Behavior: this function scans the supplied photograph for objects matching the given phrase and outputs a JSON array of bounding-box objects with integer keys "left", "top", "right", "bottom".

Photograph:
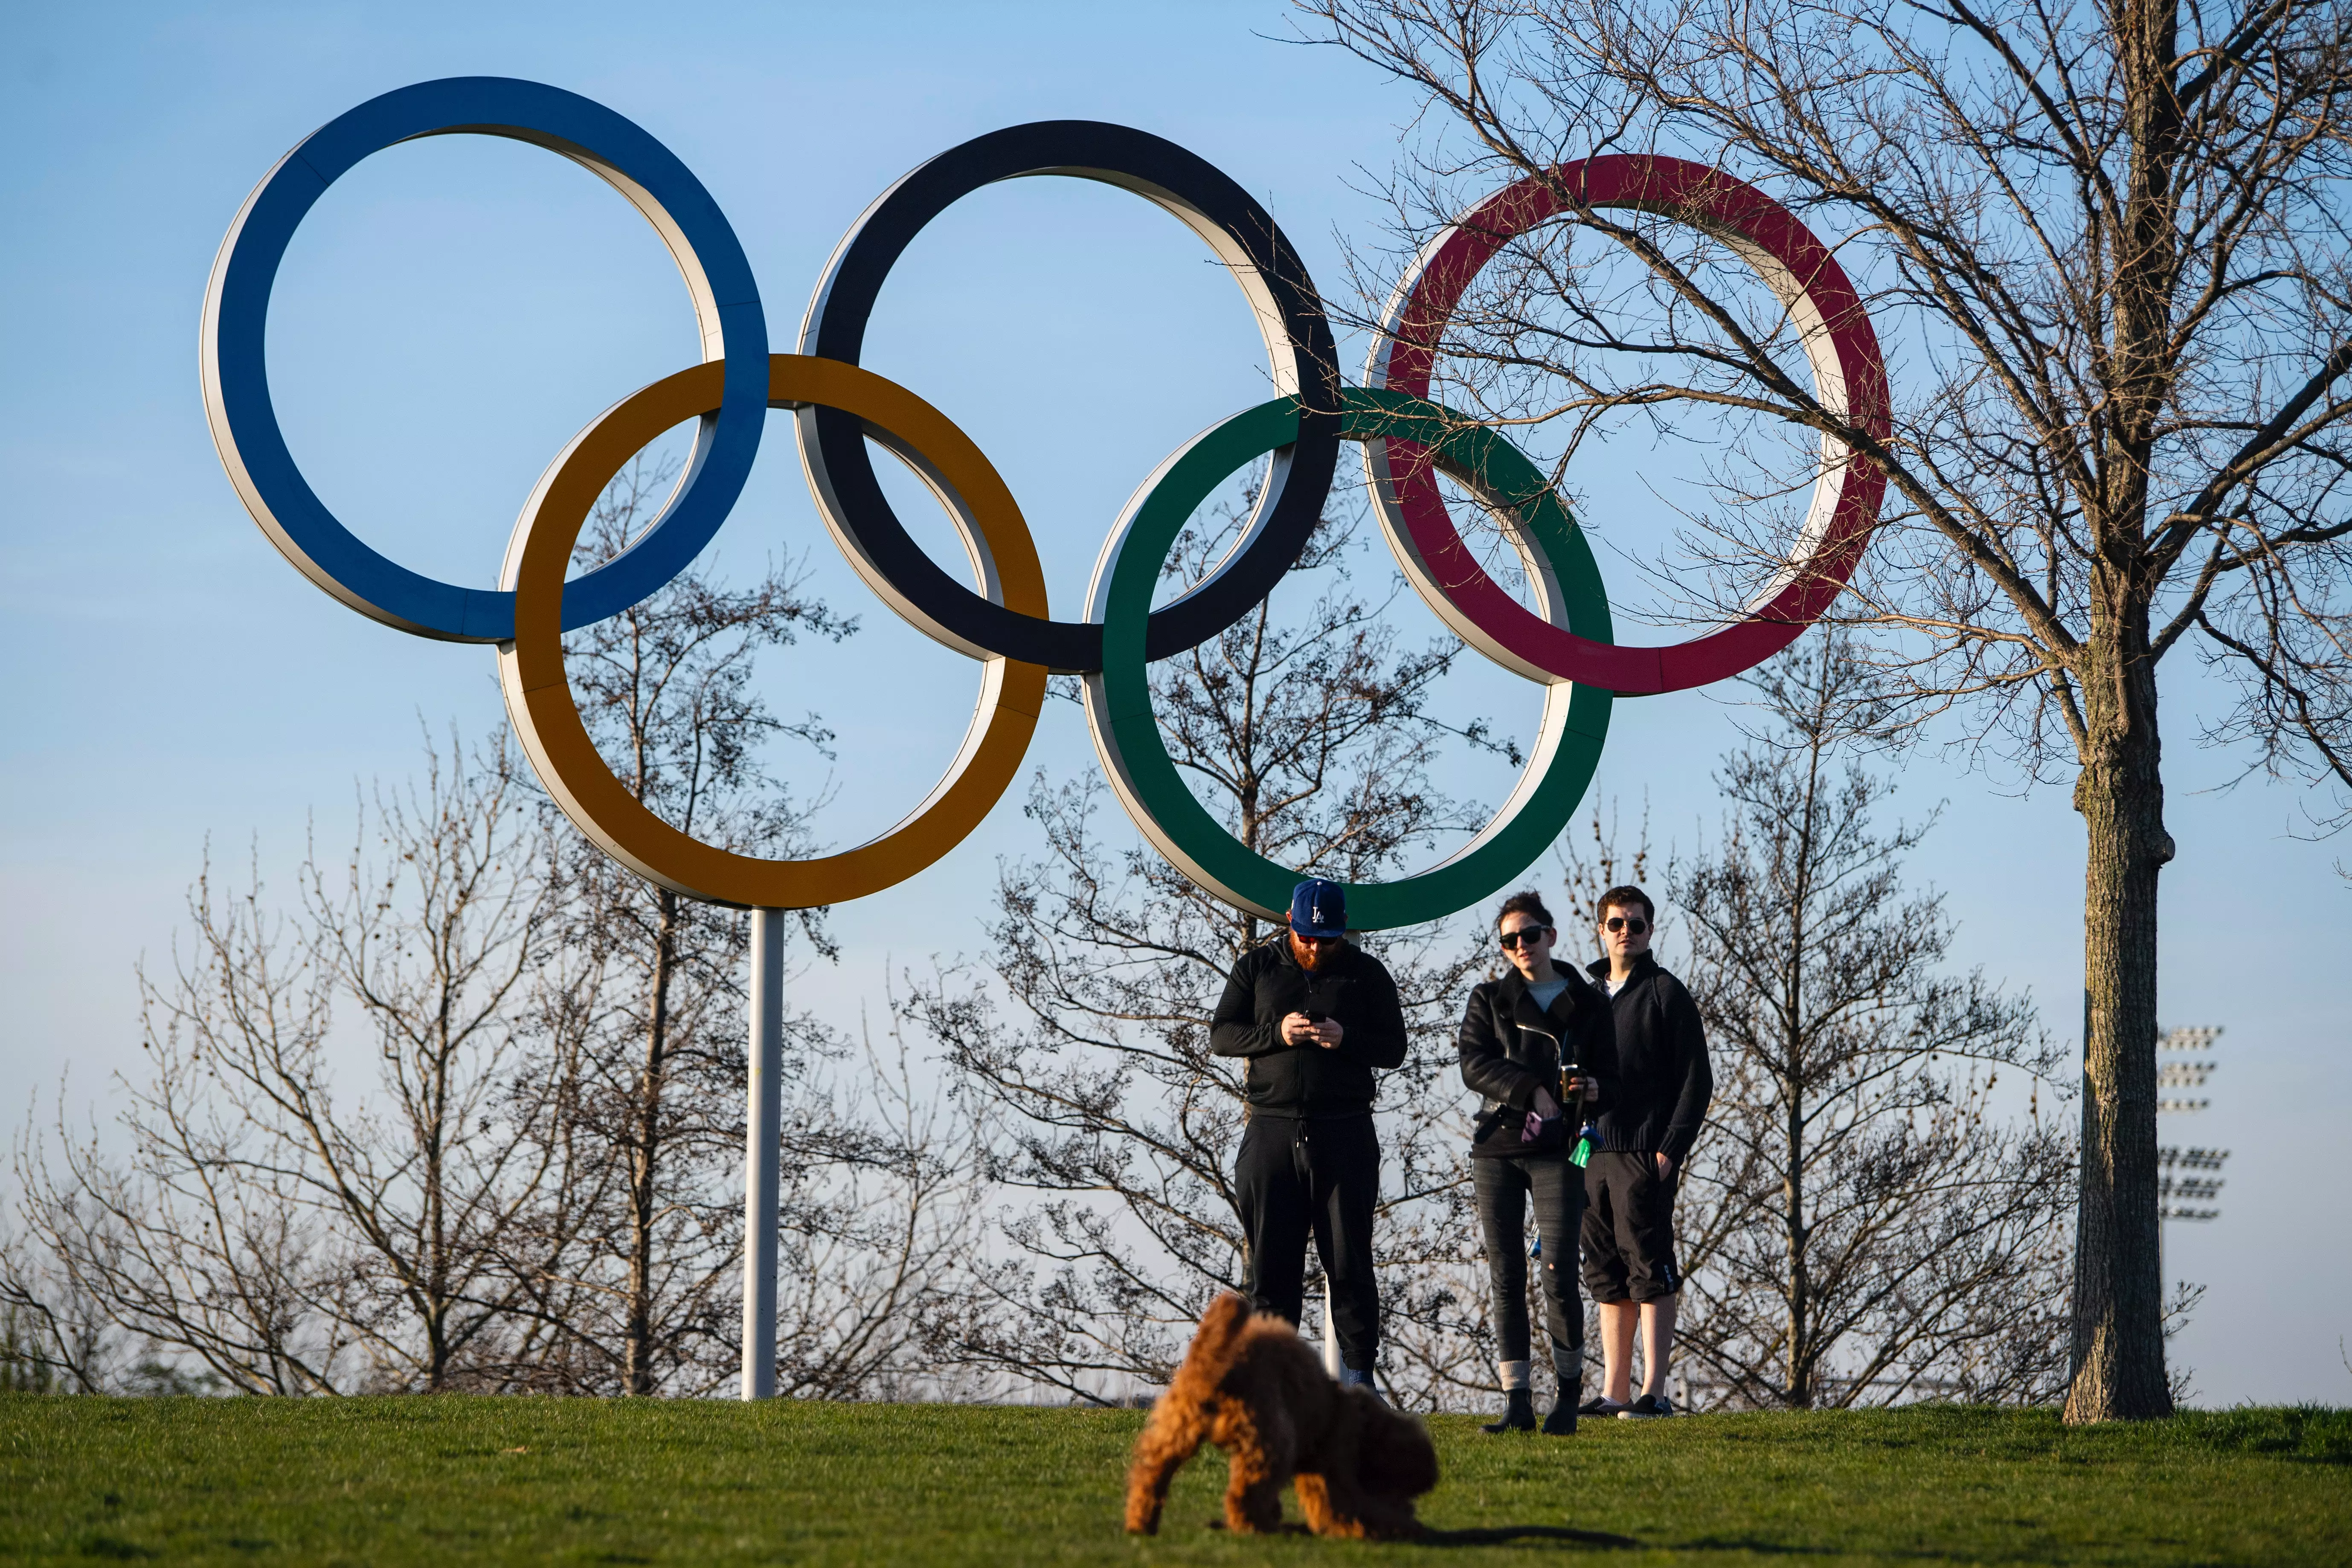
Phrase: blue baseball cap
[{"left": 1289, "top": 879, "right": 1347, "bottom": 939}]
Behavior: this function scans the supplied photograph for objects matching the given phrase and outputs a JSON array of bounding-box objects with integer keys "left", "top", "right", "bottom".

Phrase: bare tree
[
  {"left": 503, "top": 460, "right": 987, "bottom": 1400},
  {"left": 0, "top": 1220, "right": 111, "bottom": 1393},
  {"left": 1669, "top": 637, "right": 2075, "bottom": 1406},
  {"left": 12, "top": 733, "right": 559, "bottom": 1393},
  {"left": 1551, "top": 798, "right": 1654, "bottom": 943},
  {"left": 906, "top": 487, "right": 1516, "bottom": 1406},
  {"left": 1303, "top": 0, "right": 2352, "bottom": 1418},
  {"left": 768, "top": 1011, "right": 996, "bottom": 1402},
  {"left": 10, "top": 457, "right": 984, "bottom": 1401},
  {"left": 492, "top": 459, "right": 859, "bottom": 1395}
]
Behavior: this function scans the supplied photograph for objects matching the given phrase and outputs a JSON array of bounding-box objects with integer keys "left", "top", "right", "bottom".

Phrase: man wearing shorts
[{"left": 1580, "top": 885, "right": 1711, "bottom": 1418}]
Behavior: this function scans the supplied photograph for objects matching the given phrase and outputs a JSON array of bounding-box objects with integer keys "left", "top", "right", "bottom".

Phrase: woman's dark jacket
[
  {"left": 1584, "top": 952, "right": 1713, "bottom": 1163},
  {"left": 1456, "top": 967, "right": 1617, "bottom": 1158},
  {"left": 1211, "top": 937, "right": 1409, "bottom": 1118}
]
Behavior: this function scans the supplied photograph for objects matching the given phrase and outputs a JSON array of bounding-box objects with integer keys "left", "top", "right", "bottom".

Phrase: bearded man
[{"left": 1210, "top": 879, "right": 1408, "bottom": 1391}]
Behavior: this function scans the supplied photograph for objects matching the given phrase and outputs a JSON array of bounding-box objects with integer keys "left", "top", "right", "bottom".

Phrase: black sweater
[
  {"left": 1210, "top": 937, "right": 1409, "bottom": 1118},
  {"left": 1584, "top": 952, "right": 1713, "bottom": 1162},
  {"left": 1456, "top": 966, "right": 1617, "bottom": 1158}
]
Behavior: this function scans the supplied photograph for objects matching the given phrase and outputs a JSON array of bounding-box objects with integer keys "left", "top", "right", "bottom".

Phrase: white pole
[
  {"left": 742, "top": 908, "right": 783, "bottom": 1400},
  {"left": 1322, "top": 1276, "right": 1342, "bottom": 1379}
]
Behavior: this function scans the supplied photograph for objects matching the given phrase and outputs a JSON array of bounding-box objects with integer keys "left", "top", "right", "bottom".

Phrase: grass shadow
[
  {"left": 1416, "top": 1524, "right": 1643, "bottom": 1549},
  {"left": 1209, "top": 1520, "right": 1643, "bottom": 1548}
]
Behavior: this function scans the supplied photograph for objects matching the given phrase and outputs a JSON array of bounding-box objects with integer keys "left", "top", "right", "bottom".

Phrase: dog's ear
[{"left": 1352, "top": 1398, "right": 1440, "bottom": 1498}]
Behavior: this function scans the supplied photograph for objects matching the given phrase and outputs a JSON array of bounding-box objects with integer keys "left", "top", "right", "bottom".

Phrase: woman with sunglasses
[{"left": 1455, "top": 891, "right": 1616, "bottom": 1434}]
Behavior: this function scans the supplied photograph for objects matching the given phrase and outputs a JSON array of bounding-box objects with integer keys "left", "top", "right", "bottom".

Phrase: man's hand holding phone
[{"left": 1281, "top": 1011, "right": 1343, "bottom": 1049}]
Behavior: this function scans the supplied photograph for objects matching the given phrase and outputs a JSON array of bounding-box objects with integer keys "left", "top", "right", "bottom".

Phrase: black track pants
[
  {"left": 1472, "top": 1150, "right": 1586, "bottom": 1373},
  {"left": 1235, "top": 1112, "right": 1381, "bottom": 1370}
]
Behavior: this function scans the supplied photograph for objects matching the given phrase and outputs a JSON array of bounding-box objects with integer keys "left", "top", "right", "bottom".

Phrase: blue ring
[{"left": 200, "top": 76, "right": 767, "bottom": 642}]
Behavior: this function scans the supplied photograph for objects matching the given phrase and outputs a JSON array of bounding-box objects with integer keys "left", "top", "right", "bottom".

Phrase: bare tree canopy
[
  {"left": 6, "top": 467, "right": 975, "bottom": 1401},
  {"left": 13, "top": 735, "right": 560, "bottom": 1393},
  {"left": 1670, "top": 638, "right": 2074, "bottom": 1407},
  {"left": 1302, "top": 0, "right": 2352, "bottom": 1419}
]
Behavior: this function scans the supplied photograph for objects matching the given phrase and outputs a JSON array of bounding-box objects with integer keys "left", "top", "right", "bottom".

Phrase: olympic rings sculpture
[{"left": 205, "top": 77, "right": 1888, "bottom": 928}]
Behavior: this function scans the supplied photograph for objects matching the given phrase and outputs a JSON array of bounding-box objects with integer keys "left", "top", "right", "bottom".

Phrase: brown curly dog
[{"left": 1124, "top": 1292, "right": 1439, "bottom": 1540}]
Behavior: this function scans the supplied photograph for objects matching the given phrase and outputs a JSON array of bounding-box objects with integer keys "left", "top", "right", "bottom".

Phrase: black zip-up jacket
[
  {"left": 1457, "top": 966, "right": 1617, "bottom": 1158},
  {"left": 1210, "top": 937, "right": 1409, "bottom": 1118},
  {"left": 1585, "top": 952, "right": 1712, "bottom": 1162}
]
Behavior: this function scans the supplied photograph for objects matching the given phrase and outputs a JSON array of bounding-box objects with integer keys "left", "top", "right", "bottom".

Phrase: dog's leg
[
  {"left": 1352, "top": 1495, "right": 1426, "bottom": 1542},
  {"left": 1224, "top": 1468, "right": 1287, "bottom": 1535},
  {"left": 1220, "top": 1419, "right": 1288, "bottom": 1535},
  {"left": 1293, "top": 1474, "right": 1355, "bottom": 1538},
  {"left": 1123, "top": 1405, "right": 1207, "bottom": 1536},
  {"left": 1352, "top": 1401, "right": 1438, "bottom": 1540},
  {"left": 1328, "top": 1424, "right": 1426, "bottom": 1545},
  {"left": 1296, "top": 1423, "right": 1374, "bottom": 1541},
  {"left": 1308, "top": 1480, "right": 1423, "bottom": 1541}
]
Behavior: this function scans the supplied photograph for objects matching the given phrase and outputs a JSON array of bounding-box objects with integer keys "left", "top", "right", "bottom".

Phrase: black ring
[{"left": 796, "top": 121, "right": 1341, "bottom": 674}]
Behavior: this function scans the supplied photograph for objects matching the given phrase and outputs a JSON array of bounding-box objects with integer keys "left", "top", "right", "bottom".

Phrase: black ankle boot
[
  {"left": 1543, "top": 1373, "right": 1581, "bottom": 1434},
  {"left": 1482, "top": 1388, "right": 1536, "bottom": 1433}
]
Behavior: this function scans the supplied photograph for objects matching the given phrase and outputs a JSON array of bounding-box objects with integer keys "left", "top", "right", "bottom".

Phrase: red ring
[{"left": 1365, "top": 155, "right": 1890, "bottom": 694}]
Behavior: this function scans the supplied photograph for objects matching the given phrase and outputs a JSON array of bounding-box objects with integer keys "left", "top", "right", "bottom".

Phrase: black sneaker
[
  {"left": 1617, "top": 1392, "right": 1675, "bottom": 1419},
  {"left": 1576, "top": 1394, "right": 1628, "bottom": 1417},
  {"left": 1540, "top": 1401, "right": 1579, "bottom": 1436}
]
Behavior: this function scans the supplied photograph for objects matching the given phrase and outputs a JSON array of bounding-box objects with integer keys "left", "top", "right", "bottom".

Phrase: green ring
[{"left": 1082, "top": 386, "right": 1615, "bottom": 930}]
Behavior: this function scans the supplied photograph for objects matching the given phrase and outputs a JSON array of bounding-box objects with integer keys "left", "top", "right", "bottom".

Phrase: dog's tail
[
  {"left": 1175, "top": 1291, "right": 1253, "bottom": 1387},
  {"left": 1124, "top": 1292, "right": 1256, "bottom": 1535}
]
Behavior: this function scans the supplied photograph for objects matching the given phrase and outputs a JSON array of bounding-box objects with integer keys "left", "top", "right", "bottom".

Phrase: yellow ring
[{"left": 498, "top": 355, "right": 1049, "bottom": 909}]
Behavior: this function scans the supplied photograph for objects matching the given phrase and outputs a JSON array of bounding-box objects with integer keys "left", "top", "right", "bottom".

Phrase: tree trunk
[
  {"left": 424, "top": 1018, "right": 452, "bottom": 1392},
  {"left": 2065, "top": 0, "right": 2182, "bottom": 1423},
  {"left": 2065, "top": 652, "right": 2173, "bottom": 1421},
  {"left": 624, "top": 890, "right": 678, "bottom": 1396},
  {"left": 1784, "top": 1086, "right": 1808, "bottom": 1409},
  {"left": 1783, "top": 700, "right": 1821, "bottom": 1410}
]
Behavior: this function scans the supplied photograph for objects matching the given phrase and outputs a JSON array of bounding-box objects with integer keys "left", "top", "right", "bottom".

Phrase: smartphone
[{"left": 1304, "top": 1010, "right": 1327, "bottom": 1023}]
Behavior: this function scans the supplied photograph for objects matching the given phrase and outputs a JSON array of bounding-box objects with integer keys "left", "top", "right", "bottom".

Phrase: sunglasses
[
  {"left": 1498, "top": 926, "right": 1552, "bottom": 950},
  {"left": 1603, "top": 916, "right": 1650, "bottom": 935}
]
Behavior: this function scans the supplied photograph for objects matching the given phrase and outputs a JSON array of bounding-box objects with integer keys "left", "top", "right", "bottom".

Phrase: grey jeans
[{"left": 1472, "top": 1150, "right": 1586, "bottom": 1371}]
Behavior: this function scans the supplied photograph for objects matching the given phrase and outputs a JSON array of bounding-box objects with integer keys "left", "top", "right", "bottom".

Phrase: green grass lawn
[{"left": 1, "top": 1397, "right": 2344, "bottom": 1566}]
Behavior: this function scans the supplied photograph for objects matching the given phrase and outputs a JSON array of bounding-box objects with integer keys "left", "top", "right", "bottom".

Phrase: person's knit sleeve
[
  {"left": 1659, "top": 978, "right": 1713, "bottom": 1164},
  {"left": 1209, "top": 948, "right": 1283, "bottom": 1058},
  {"left": 1570, "top": 976, "right": 1619, "bottom": 1111}
]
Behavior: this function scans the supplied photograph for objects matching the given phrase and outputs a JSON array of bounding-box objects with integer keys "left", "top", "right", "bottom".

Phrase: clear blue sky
[{"left": 2, "top": 0, "right": 2343, "bottom": 1404}]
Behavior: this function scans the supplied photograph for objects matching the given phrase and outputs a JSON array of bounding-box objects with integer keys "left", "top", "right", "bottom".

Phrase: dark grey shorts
[{"left": 1579, "top": 1150, "right": 1681, "bottom": 1304}]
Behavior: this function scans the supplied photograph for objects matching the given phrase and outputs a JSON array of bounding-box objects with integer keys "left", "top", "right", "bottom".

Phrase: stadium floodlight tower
[{"left": 2155, "top": 1026, "right": 2227, "bottom": 1294}]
